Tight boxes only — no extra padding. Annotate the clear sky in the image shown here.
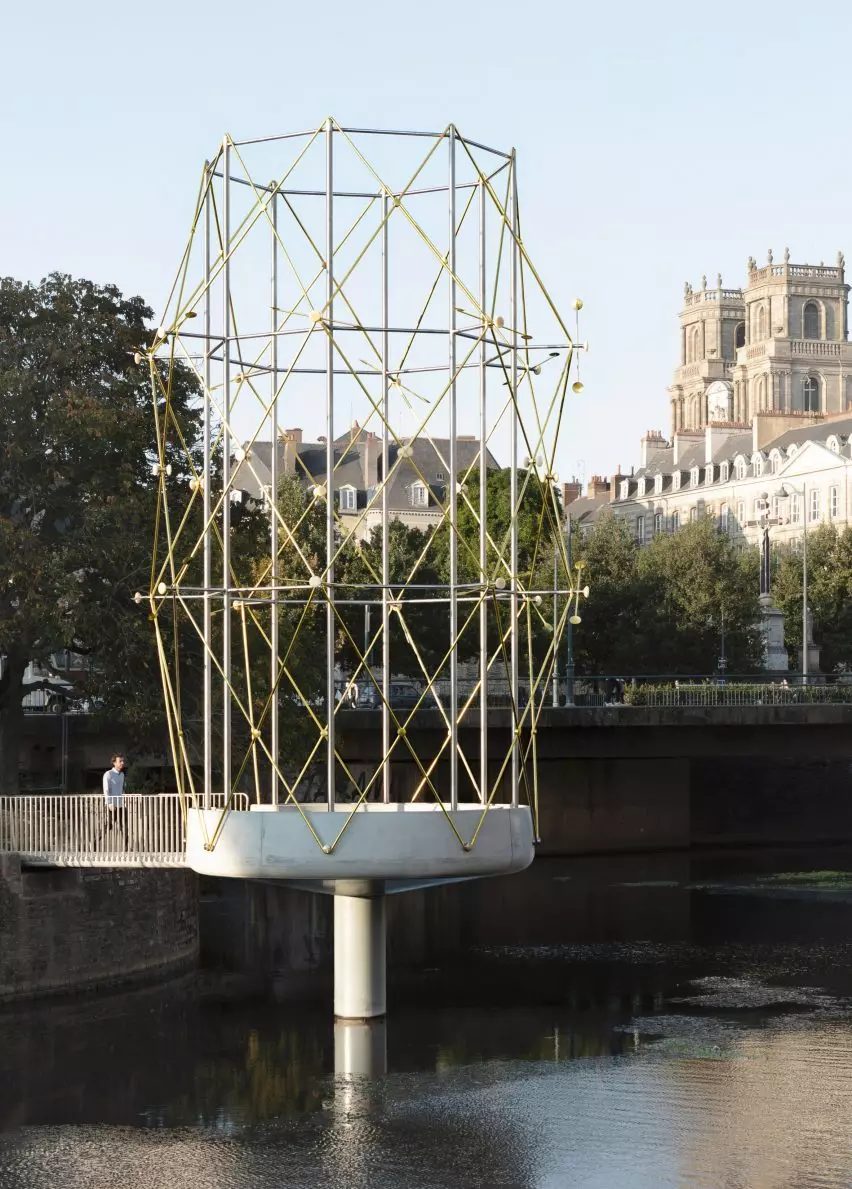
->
[4,0,852,483]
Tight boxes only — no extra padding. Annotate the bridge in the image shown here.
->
[10,698,852,868]
[0,793,239,869]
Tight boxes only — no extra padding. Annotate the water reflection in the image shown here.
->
[1,851,852,1187]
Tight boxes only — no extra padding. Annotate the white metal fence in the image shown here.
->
[623,684,852,708]
[0,792,247,868]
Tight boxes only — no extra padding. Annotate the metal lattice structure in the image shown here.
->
[146,119,585,855]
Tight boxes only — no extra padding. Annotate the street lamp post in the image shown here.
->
[779,483,808,685]
[565,511,575,707]
[552,545,559,707]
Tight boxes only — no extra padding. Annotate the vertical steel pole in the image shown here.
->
[478,177,488,804]
[381,190,391,802]
[565,510,575,706]
[270,186,279,806]
[802,492,808,686]
[509,152,520,807]
[326,118,336,811]
[448,126,459,811]
[203,161,212,810]
[552,545,558,707]
[222,139,232,804]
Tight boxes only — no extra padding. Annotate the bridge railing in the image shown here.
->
[0,792,247,867]
[621,683,852,708]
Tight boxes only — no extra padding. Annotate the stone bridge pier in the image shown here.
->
[337,705,852,854]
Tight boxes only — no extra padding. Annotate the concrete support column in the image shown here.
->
[334,893,386,1018]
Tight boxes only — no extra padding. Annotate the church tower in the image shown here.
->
[733,249,851,422]
[669,274,745,433]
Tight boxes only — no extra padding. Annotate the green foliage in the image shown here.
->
[637,517,762,673]
[0,273,202,791]
[337,519,447,675]
[773,524,852,671]
[574,514,763,675]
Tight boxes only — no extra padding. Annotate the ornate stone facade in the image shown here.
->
[669,251,852,434]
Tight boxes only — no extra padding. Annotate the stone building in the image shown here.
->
[233,423,499,541]
[670,250,852,432]
[602,249,852,551]
[610,413,852,550]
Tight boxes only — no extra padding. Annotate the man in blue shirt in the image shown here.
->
[100,753,128,849]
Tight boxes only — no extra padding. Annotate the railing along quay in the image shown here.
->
[621,684,852,708]
[0,792,247,868]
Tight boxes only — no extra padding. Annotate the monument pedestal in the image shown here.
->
[759,595,789,672]
[798,608,821,678]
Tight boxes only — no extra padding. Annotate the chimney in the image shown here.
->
[280,429,302,475]
[359,430,379,488]
[639,429,667,468]
[752,411,823,452]
[672,430,703,468]
[561,479,582,508]
[587,474,610,498]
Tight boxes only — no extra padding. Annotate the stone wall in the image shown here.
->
[0,858,198,1001]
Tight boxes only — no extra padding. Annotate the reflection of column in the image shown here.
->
[335,1018,387,1078]
[333,1019,387,1152]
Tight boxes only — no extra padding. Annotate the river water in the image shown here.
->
[2,850,852,1188]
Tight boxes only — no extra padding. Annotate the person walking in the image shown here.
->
[100,753,128,850]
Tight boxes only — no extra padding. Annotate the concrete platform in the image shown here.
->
[185,803,534,892]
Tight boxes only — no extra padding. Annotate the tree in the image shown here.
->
[573,513,763,675]
[572,512,654,674]
[0,274,201,793]
[774,524,852,672]
[638,518,762,673]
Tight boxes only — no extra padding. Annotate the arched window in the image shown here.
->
[803,301,820,340]
[757,306,767,339]
[690,326,701,363]
[735,457,747,480]
[755,376,766,411]
[804,375,821,412]
[735,322,745,350]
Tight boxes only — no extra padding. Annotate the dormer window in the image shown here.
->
[410,482,429,507]
[827,436,841,455]
[672,472,681,492]
[690,466,700,488]
[770,451,782,474]
[752,454,763,477]
[619,479,630,500]
[637,477,647,498]
[339,485,357,511]
[720,461,730,483]
[705,465,714,485]
[654,474,663,495]
[735,457,747,480]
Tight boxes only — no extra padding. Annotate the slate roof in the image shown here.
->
[235,432,500,511]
